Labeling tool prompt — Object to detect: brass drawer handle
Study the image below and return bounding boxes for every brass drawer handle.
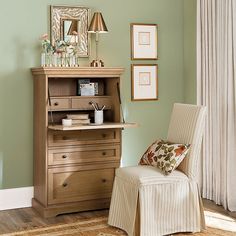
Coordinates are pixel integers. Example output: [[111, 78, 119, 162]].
[[62, 155, 68, 159], [62, 136, 77, 141], [62, 183, 68, 187], [54, 102, 59, 106], [102, 152, 106, 156], [62, 136, 69, 140], [102, 134, 107, 138]]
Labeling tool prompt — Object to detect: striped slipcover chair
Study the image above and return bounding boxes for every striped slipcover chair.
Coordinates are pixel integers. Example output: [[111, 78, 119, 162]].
[[108, 103, 207, 236]]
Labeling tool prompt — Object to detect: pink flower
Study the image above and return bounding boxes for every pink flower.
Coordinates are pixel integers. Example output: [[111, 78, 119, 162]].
[[56, 48, 64, 53], [40, 34, 48, 40]]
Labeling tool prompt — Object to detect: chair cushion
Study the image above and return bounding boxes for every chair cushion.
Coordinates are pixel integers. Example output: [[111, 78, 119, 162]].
[[116, 166, 188, 186], [139, 140, 190, 175]]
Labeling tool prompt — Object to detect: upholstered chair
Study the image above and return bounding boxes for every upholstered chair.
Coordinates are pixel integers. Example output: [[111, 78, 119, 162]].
[[108, 103, 207, 236]]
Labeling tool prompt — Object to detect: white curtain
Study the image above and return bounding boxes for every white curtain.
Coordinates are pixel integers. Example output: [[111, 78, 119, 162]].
[[197, 0, 236, 211]]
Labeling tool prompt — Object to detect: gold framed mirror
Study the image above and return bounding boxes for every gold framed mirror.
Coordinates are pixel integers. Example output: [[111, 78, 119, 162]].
[[50, 5, 91, 57]]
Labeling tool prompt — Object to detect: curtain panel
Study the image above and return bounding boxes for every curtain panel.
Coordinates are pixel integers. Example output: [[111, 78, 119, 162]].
[[197, 0, 236, 211]]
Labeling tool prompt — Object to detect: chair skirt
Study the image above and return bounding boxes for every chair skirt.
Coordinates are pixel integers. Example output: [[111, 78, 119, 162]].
[[108, 166, 205, 236]]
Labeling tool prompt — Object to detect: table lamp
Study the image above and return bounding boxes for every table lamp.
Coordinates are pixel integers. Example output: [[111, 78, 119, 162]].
[[88, 12, 108, 67]]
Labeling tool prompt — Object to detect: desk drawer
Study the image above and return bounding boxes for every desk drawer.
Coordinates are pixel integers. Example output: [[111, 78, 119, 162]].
[[50, 98, 71, 110], [48, 144, 120, 166], [71, 97, 112, 110], [48, 167, 115, 204], [48, 129, 120, 147]]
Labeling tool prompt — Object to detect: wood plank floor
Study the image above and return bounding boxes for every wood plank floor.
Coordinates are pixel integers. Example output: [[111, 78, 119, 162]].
[[203, 199, 236, 219], [0, 208, 108, 234], [0, 200, 235, 234]]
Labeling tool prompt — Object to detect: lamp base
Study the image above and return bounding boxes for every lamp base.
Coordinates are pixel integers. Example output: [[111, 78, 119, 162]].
[[90, 59, 104, 67]]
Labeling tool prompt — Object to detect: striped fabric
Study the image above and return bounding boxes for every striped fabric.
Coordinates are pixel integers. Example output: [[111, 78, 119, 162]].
[[108, 104, 207, 236], [167, 103, 207, 180]]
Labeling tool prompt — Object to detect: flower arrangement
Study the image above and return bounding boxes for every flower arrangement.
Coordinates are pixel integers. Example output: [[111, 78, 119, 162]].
[[40, 34, 53, 53], [39, 33, 79, 67]]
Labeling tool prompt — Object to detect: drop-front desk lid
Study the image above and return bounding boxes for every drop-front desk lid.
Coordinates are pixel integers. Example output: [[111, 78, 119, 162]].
[[48, 122, 138, 131]]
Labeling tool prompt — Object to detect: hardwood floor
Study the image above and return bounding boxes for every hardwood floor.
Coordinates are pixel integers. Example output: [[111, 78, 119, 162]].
[[0, 208, 108, 234], [203, 199, 236, 219], [0, 200, 235, 234]]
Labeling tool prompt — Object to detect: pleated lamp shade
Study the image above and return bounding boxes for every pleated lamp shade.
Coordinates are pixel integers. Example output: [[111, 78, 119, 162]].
[[88, 12, 108, 33]]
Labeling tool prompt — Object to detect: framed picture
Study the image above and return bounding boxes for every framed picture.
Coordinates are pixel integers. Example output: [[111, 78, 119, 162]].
[[131, 64, 158, 101], [130, 23, 158, 60], [50, 5, 91, 57]]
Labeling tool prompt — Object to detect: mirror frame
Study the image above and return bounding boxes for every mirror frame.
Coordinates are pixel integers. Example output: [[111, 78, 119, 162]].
[[50, 5, 91, 57]]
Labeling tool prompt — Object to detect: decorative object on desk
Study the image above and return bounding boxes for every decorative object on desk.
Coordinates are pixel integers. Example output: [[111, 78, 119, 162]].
[[130, 23, 158, 60], [54, 39, 67, 67], [88, 12, 108, 67], [39, 34, 80, 67], [131, 64, 158, 101], [40, 34, 53, 67], [62, 118, 72, 126], [89, 101, 105, 124], [93, 81, 104, 95], [89, 101, 105, 111], [94, 110, 103, 124], [67, 113, 90, 125], [78, 81, 103, 96], [72, 119, 90, 125], [50, 5, 90, 57], [77, 79, 90, 95], [55, 39, 79, 67], [80, 83, 95, 96], [67, 114, 89, 119]]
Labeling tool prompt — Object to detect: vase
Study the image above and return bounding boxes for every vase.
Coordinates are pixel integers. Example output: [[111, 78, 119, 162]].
[[46, 53, 53, 67], [52, 53, 57, 67], [61, 53, 66, 67], [41, 52, 46, 67], [57, 53, 62, 67], [76, 54, 79, 67], [65, 54, 70, 67], [69, 55, 73, 67]]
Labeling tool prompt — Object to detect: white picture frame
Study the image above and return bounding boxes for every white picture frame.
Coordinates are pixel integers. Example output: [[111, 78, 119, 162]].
[[131, 23, 158, 60], [131, 64, 158, 101]]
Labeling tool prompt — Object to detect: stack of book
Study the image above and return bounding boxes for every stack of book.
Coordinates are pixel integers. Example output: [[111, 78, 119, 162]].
[[67, 114, 90, 125]]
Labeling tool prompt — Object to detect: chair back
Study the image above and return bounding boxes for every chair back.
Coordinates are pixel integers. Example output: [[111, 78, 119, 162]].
[[167, 103, 206, 180]]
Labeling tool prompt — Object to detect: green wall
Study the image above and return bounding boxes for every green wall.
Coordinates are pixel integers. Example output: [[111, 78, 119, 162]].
[[0, 0, 187, 189], [184, 0, 197, 104]]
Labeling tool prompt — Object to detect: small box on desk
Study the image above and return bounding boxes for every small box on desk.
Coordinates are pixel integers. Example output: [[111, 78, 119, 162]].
[[80, 83, 95, 96], [77, 79, 104, 96]]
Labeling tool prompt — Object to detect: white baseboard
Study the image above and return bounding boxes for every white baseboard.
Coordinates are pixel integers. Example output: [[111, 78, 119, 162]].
[[0, 187, 34, 210]]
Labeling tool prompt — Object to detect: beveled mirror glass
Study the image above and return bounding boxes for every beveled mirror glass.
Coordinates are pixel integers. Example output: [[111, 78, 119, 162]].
[[50, 5, 90, 57]]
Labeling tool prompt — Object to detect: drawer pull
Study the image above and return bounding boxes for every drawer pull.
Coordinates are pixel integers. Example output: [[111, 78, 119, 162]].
[[102, 152, 106, 156], [54, 102, 59, 106], [62, 155, 68, 159], [102, 179, 107, 183], [62, 136, 69, 140], [62, 136, 78, 141], [102, 134, 107, 138], [62, 183, 68, 187]]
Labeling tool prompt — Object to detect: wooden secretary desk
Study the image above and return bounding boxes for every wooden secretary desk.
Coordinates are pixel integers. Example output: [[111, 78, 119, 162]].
[[31, 67, 136, 217]]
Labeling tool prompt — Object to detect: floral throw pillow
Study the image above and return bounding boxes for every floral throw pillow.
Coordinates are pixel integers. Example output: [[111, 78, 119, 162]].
[[139, 140, 190, 175]]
